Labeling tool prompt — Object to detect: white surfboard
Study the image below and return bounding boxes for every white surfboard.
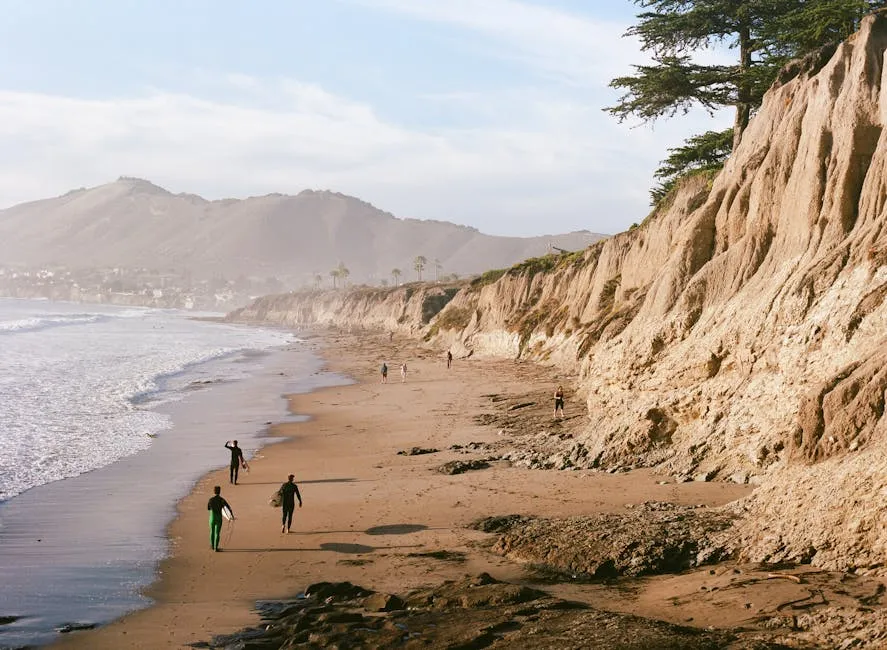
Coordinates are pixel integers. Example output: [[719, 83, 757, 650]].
[[222, 505, 234, 521]]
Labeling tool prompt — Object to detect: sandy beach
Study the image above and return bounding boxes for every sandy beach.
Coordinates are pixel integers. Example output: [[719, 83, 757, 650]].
[[48, 330, 852, 649]]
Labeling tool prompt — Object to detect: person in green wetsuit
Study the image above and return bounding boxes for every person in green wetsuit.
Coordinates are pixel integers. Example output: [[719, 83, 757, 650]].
[[207, 485, 233, 552]]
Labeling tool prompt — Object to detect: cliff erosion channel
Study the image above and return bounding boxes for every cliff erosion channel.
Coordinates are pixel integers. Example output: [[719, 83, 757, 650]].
[[226, 13, 887, 647]]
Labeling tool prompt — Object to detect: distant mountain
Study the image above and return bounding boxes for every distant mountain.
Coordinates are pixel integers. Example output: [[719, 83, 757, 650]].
[[0, 178, 606, 283]]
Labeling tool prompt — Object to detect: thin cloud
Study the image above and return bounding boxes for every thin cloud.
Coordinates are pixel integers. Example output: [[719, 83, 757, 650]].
[[0, 75, 693, 235], [343, 0, 640, 85]]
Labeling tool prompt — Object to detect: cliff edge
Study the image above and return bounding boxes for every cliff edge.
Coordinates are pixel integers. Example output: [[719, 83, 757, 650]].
[[231, 13, 887, 572]]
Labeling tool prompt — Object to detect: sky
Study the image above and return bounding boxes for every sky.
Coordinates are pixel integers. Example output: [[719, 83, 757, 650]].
[[0, 0, 732, 236]]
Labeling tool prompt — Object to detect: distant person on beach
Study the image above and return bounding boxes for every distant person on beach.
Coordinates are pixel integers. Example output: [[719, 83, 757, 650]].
[[447, 350, 453, 369], [278, 474, 303, 534], [381, 362, 388, 383], [554, 385, 565, 419], [400, 363, 407, 382], [225, 440, 247, 484], [207, 485, 232, 552]]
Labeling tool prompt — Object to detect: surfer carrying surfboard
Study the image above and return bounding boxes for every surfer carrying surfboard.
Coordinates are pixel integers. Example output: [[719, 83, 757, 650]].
[[278, 474, 303, 534], [225, 440, 248, 485], [207, 485, 233, 552]]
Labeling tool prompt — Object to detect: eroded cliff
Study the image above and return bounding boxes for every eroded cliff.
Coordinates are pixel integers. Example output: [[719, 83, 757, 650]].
[[232, 13, 887, 572]]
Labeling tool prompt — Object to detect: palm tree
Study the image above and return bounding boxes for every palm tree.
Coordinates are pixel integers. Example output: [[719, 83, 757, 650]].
[[414, 255, 427, 281], [391, 268, 402, 287], [313, 272, 322, 290], [433, 258, 443, 281], [329, 268, 340, 289], [337, 262, 350, 287]]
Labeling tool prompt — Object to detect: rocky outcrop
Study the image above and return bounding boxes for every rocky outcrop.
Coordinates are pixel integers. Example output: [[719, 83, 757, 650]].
[[232, 14, 887, 572], [474, 502, 734, 579], [196, 575, 790, 649]]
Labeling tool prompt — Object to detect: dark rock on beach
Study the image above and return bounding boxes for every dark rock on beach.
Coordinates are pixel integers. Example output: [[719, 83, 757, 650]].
[[194, 574, 795, 649], [55, 622, 97, 634], [477, 502, 735, 578], [438, 459, 490, 474], [397, 446, 439, 456]]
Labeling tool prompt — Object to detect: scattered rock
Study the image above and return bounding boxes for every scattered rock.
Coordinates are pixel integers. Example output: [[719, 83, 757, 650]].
[[486, 502, 735, 578], [397, 446, 439, 456], [193, 576, 790, 649], [363, 592, 405, 612], [406, 549, 468, 562], [507, 401, 536, 411], [56, 622, 97, 634], [303, 581, 372, 602], [438, 459, 490, 475], [470, 514, 532, 533]]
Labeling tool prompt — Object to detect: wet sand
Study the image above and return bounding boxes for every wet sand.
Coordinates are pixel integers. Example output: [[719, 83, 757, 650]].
[[50, 331, 754, 649]]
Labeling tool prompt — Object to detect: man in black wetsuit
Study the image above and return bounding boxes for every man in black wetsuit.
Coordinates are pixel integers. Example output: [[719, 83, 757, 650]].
[[207, 485, 232, 552], [278, 474, 302, 534], [225, 440, 246, 485]]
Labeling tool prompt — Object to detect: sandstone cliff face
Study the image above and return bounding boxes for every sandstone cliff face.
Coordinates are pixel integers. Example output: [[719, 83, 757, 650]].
[[229, 284, 461, 335], [234, 14, 887, 571]]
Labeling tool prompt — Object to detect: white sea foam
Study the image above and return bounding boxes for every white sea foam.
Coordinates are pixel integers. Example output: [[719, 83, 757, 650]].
[[0, 299, 292, 500]]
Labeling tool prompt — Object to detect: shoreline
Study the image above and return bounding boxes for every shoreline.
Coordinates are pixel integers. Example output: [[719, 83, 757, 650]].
[[0, 335, 335, 650], [48, 329, 761, 649]]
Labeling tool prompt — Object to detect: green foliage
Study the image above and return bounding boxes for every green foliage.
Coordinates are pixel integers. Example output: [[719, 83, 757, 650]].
[[651, 129, 733, 203], [608, 55, 738, 122], [610, 0, 887, 201], [421, 288, 461, 324], [607, 1, 795, 130], [767, 1, 887, 54], [435, 306, 472, 331], [470, 268, 507, 289], [517, 310, 546, 357], [507, 254, 559, 279]]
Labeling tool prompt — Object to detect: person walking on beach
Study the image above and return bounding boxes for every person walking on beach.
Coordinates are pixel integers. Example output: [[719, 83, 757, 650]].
[[446, 350, 453, 369], [278, 474, 303, 533], [380, 362, 388, 383], [400, 362, 407, 382], [225, 440, 247, 485], [554, 385, 565, 419], [207, 485, 233, 552]]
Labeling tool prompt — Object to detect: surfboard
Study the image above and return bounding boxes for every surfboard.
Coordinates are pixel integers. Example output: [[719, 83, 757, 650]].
[[222, 505, 234, 521]]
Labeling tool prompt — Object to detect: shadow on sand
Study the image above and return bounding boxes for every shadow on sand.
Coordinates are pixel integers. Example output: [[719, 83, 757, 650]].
[[220, 543, 421, 554]]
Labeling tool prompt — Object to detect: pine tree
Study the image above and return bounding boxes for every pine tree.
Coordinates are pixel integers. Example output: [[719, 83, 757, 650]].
[[609, 0, 887, 203]]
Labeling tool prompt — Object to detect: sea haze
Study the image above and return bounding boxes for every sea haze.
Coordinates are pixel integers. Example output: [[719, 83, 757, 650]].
[[0, 298, 293, 500]]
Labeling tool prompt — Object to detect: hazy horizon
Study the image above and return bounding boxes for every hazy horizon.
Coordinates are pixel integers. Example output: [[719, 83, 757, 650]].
[[0, 1, 732, 238]]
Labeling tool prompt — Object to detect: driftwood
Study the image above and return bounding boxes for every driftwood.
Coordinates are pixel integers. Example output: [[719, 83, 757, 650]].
[[766, 573, 803, 584]]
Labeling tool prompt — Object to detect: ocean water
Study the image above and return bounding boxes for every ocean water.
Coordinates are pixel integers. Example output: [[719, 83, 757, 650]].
[[0, 299, 291, 501], [0, 298, 342, 649]]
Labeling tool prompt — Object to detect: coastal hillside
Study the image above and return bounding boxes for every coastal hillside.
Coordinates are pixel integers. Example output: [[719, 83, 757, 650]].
[[0, 179, 603, 283], [231, 14, 887, 572]]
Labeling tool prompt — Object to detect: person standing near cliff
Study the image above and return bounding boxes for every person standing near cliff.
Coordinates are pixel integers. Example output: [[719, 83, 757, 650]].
[[278, 474, 303, 533], [446, 350, 453, 369], [380, 362, 388, 383], [553, 385, 565, 419], [207, 485, 233, 552], [400, 362, 407, 382], [225, 440, 247, 485]]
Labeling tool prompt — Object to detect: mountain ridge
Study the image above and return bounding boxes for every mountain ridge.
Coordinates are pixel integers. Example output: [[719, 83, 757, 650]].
[[0, 178, 605, 284]]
